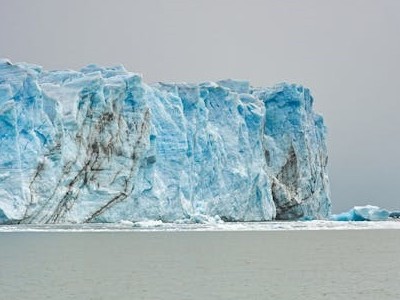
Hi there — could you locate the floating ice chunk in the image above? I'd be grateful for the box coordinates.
[133,220,164,228]
[119,220,134,226]
[330,205,390,221]
[353,205,390,221]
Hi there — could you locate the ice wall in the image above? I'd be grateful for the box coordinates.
[0,59,331,223]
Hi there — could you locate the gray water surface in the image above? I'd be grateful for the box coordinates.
[0,230,399,300]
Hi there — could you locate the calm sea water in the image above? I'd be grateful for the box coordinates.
[0,227,399,299]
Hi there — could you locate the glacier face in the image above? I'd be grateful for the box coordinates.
[0,59,331,224]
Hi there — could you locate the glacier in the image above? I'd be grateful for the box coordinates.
[0,59,331,224]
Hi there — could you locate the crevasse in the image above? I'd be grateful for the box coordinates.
[0,59,331,224]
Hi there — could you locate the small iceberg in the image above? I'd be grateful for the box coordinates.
[132,220,164,228]
[330,205,390,221]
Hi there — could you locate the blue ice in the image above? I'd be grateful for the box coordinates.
[0,59,331,224]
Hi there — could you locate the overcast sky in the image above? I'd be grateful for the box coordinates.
[1,0,399,212]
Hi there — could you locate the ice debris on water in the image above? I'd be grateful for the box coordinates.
[0,59,331,224]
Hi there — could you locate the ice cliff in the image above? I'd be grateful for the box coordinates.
[0,59,330,224]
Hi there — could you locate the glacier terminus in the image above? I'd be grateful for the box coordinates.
[0,59,331,224]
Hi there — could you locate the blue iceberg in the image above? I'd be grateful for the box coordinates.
[0,59,331,224]
[330,205,390,221]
